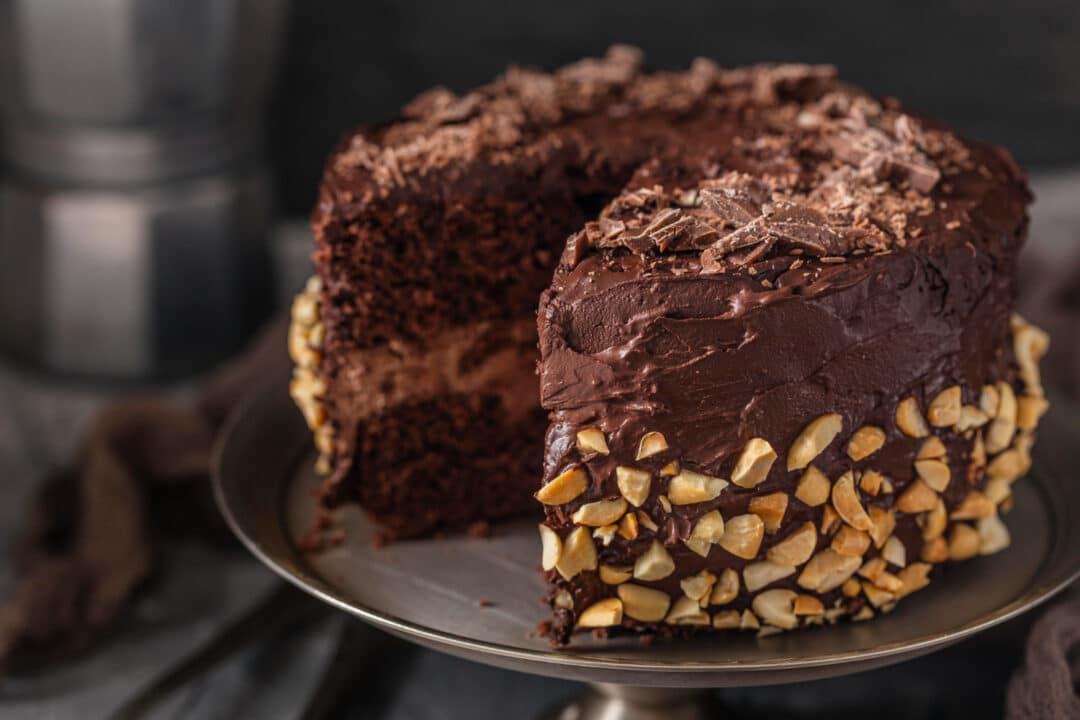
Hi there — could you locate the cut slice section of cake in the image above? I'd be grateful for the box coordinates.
[535,88,1045,644]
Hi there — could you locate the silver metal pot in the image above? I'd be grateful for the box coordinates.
[0,0,286,378]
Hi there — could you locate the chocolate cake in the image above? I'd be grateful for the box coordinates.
[289,47,1048,642]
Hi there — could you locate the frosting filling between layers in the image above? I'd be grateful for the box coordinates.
[321,316,540,495]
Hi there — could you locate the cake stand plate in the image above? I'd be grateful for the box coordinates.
[213,383,1080,719]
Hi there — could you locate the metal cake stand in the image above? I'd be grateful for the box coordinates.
[212,384,1080,719]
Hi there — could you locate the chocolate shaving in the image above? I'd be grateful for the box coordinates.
[698,187,761,226]
[826,118,941,194]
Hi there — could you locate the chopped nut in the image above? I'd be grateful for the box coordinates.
[860,470,885,496]
[752,589,799,630]
[314,427,334,455]
[831,526,872,556]
[847,426,886,461]
[794,595,825,616]
[978,512,1011,554]
[948,523,980,561]
[895,562,932,598]
[748,492,788,532]
[862,581,896,608]
[555,527,597,581]
[1013,319,1050,397]
[633,540,676,581]
[868,506,896,548]
[685,510,725,557]
[618,512,639,540]
[615,466,651,507]
[668,470,728,505]
[832,471,874,531]
[636,431,669,460]
[666,596,710,625]
[921,498,948,541]
[920,536,947,563]
[873,571,904,593]
[796,465,831,506]
[952,491,995,520]
[980,384,1000,417]
[719,514,765,559]
[599,564,633,585]
[681,571,718,601]
[732,438,778,487]
[880,477,895,494]
[554,590,574,610]
[660,461,680,476]
[859,557,886,581]
[766,522,817,566]
[291,293,319,326]
[573,498,628,527]
[618,583,671,622]
[883,535,907,567]
[984,477,1011,506]
[757,625,785,638]
[658,495,673,513]
[593,525,617,546]
[927,386,962,427]
[821,504,842,535]
[709,568,740,606]
[842,578,862,597]
[917,436,947,460]
[536,466,589,505]
[915,459,951,492]
[824,605,847,623]
[740,609,761,631]
[637,511,660,532]
[1016,396,1049,431]
[897,478,939,513]
[987,449,1024,484]
[712,610,742,629]
[539,525,562,571]
[895,397,930,438]
[576,427,610,455]
[577,598,623,628]
[787,413,844,470]
[1016,430,1036,471]
[853,606,875,622]
[956,405,990,431]
[743,561,796,592]
[985,382,1017,454]
[798,548,862,593]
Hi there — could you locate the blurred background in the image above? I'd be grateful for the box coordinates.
[1,0,1079,718]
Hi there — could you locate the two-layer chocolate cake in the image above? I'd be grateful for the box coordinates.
[290,47,1047,643]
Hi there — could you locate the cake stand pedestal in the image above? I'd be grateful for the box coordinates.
[538,685,716,720]
[212,383,1080,720]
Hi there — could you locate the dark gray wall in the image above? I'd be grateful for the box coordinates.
[269,0,1080,214]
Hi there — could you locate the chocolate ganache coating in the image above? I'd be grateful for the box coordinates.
[536,75,1040,643]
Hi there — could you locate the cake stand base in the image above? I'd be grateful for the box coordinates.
[539,685,714,720]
